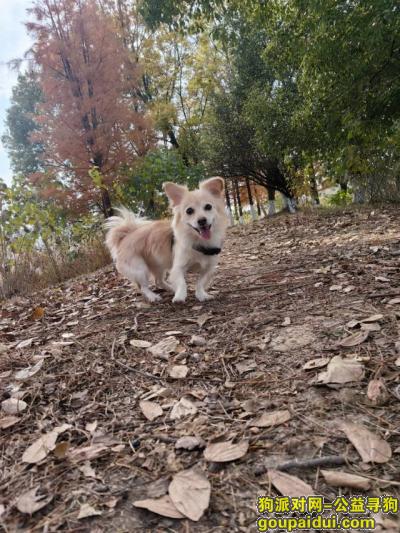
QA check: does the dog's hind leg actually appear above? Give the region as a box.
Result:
[118,258,161,302]
[154,268,174,292]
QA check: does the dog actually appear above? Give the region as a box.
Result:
[104,177,228,303]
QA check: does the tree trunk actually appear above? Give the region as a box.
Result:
[282,194,296,213]
[245,177,257,221]
[234,179,243,224]
[267,187,276,216]
[310,173,320,205]
[224,179,234,226]
[254,186,262,216]
[101,188,113,218]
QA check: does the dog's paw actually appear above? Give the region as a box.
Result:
[196,291,213,302]
[145,292,162,303]
[172,294,186,304]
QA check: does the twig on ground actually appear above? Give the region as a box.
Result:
[254,455,347,476]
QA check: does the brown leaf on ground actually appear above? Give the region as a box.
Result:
[16,487,52,515]
[22,424,72,464]
[148,336,179,359]
[320,470,371,490]
[78,461,98,478]
[251,409,292,428]
[129,339,152,348]
[77,503,102,519]
[169,467,211,521]
[1,398,27,415]
[367,378,389,406]
[316,356,364,384]
[15,359,44,380]
[175,436,205,451]
[67,443,109,463]
[340,421,392,463]
[338,330,369,347]
[170,398,198,420]
[204,440,249,462]
[360,314,384,323]
[268,470,314,496]
[168,365,189,379]
[31,307,45,320]
[0,415,20,428]
[134,495,185,519]
[303,357,330,370]
[139,400,163,421]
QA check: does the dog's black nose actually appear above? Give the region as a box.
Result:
[198,217,207,227]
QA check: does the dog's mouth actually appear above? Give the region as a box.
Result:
[191,224,212,240]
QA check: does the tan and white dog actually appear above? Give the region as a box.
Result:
[105,177,228,303]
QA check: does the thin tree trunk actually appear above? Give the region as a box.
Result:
[232,179,239,223]
[224,179,234,226]
[267,187,276,216]
[101,188,113,218]
[245,177,257,221]
[310,172,320,205]
[234,179,243,223]
[254,186,262,216]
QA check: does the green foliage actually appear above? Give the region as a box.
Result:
[1,71,44,175]
[328,189,353,207]
[118,148,205,218]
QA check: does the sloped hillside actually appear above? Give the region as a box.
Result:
[1,207,400,531]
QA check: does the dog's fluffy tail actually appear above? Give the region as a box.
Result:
[104,207,146,260]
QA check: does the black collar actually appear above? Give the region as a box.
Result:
[192,244,221,255]
[171,233,221,255]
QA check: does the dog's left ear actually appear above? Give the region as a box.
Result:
[200,177,225,197]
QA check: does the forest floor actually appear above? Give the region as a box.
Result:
[1,206,400,532]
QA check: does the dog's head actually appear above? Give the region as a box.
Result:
[163,177,226,241]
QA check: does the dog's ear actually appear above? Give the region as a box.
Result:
[163,182,188,207]
[200,177,225,197]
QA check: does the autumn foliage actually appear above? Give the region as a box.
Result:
[27,0,153,216]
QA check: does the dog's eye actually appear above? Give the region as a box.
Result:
[186,207,194,215]
[204,204,212,211]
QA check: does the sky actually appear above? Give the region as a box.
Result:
[0,0,34,185]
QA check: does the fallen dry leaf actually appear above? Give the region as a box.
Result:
[14,359,44,381]
[170,398,198,420]
[68,443,109,462]
[340,421,392,463]
[302,357,330,370]
[31,307,45,320]
[2,398,27,415]
[168,365,189,379]
[316,356,364,384]
[85,421,98,434]
[0,415,20,428]
[204,440,249,462]
[252,409,292,428]
[169,467,211,521]
[130,339,152,348]
[196,313,211,327]
[367,378,388,406]
[22,424,72,464]
[53,441,70,459]
[338,330,369,347]
[134,495,185,519]
[139,400,163,421]
[268,470,314,496]
[175,436,205,451]
[320,470,371,490]
[77,503,102,519]
[148,336,179,360]
[361,322,381,332]
[388,297,400,305]
[16,338,34,349]
[235,359,257,375]
[16,487,53,515]
[360,314,383,323]
[78,461,97,478]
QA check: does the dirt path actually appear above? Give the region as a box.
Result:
[1,207,400,531]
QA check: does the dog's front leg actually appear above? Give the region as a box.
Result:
[169,266,187,303]
[195,262,216,302]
